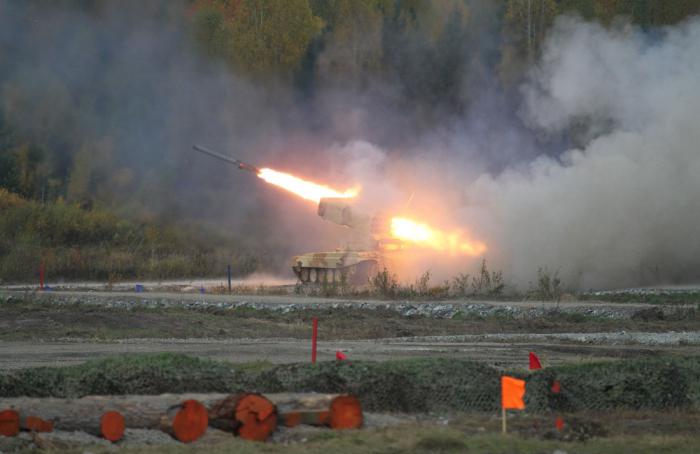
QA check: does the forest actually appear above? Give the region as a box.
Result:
[1,0,699,281]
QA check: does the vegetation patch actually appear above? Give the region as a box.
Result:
[0,353,244,398]
[3,354,700,415]
[0,190,263,283]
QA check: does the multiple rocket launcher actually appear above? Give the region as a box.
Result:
[192,144,487,283]
[192,144,386,284]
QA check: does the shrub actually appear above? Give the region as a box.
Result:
[470,259,505,297]
[528,267,562,301]
[370,268,399,298]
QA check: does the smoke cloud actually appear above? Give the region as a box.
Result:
[2,2,699,289]
[467,16,700,289]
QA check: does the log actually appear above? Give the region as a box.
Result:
[21,415,54,433]
[1,392,363,442]
[0,409,20,437]
[208,393,277,442]
[267,393,363,430]
[161,400,208,443]
[99,411,124,442]
[0,394,221,442]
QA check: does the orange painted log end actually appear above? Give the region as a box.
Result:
[172,400,209,443]
[100,411,125,442]
[329,395,363,430]
[23,416,54,433]
[0,409,20,437]
[283,411,302,428]
[235,394,277,442]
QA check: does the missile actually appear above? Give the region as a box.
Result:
[192,145,260,174]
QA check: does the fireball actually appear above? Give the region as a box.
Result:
[390,217,486,256]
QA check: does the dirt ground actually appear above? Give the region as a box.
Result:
[1,336,696,370]
[1,289,699,452]
[1,411,699,453]
[1,289,698,370]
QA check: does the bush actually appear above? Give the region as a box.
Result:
[370,268,399,298]
[528,267,562,301]
[252,358,501,412]
[0,191,261,281]
[451,272,471,296]
[525,360,691,412]
[0,353,244,397]
[471,259,505,296]
[1,355,699,414]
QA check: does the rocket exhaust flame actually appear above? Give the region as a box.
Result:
[192,145,358,203]
[257,168,359,204]
[390,217,487,256]
[192,145,486,257]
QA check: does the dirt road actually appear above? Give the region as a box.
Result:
[2,289,698,370]
[2,334,696,370]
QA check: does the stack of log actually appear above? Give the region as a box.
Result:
[0,393,362,443]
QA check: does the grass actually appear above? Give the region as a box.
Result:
[362,261,506,300]
[0,189,263,282]
[65,426,700,453]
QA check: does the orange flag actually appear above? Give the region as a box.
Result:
[501,376,526,410]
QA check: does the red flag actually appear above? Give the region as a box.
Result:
[555,416,565,431]
[501,376,526,410]
[551,380,561,394]
[529,352,542,370]
[335,351,347,361]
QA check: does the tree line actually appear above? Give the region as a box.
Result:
[1,0,698,207]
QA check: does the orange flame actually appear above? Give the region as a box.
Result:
[390,217,487,256]
[257,168,359,203]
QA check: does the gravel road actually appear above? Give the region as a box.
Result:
[1,289,697,370]
[2,289,687,319]
[1,333,696,370]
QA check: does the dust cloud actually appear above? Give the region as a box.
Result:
[464,16,700,289]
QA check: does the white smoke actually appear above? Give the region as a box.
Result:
[468,16,700,289]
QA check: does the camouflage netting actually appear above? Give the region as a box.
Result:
[524,360,691,412]
[250,358,501,412]
[0,354,242,397]
[1,354,699,414]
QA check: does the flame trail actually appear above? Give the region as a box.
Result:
[391,217,487,256]
[257,168,359,203]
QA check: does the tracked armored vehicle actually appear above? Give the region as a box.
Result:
[292,198,399,285]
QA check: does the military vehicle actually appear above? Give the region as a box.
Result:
[291,197,400,285]
[193,145,398,285]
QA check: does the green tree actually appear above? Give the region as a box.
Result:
[193,0,323,75]
[560,1,700,27]
[379,0,471,122]
[557,0,596,19]
[647,0,700,26]
[0,132,47,200]
[500,0,557,84]
[311,0,393,85]
[66,139,114,208]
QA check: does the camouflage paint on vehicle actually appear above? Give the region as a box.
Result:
[292,198,397,285]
